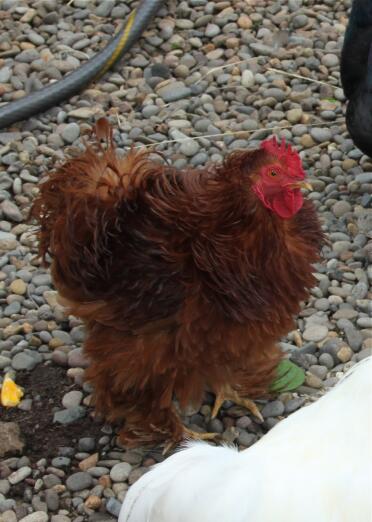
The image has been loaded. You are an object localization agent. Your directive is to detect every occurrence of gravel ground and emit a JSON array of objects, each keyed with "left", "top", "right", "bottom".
[{"left": 0, "top": 0, "right": 371, "bottom": 520}]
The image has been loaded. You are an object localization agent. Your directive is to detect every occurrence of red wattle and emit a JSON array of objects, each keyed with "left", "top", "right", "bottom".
[{"left": 272, "top": 189, "right": 303, "bottom": 219}]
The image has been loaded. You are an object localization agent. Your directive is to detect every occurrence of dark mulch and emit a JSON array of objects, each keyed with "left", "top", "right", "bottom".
[{"left": 0, "top": 364, "right": 104, "bottom": 461}]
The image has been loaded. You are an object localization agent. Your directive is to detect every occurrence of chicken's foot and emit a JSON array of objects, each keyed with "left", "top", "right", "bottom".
[
  {"left": 211, "top": 385, "right": 264, "bottom": 422},
  {"left": 163, "top": 422, "right": 219, "bottom": 455},
  {"left": 163, "top": 428, "right": 218, "bottom": 455},
  {"left": 183, "top": 427, "right": 219, "bottom": 441}
]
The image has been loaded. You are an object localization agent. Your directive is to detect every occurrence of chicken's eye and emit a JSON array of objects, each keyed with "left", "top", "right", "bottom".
[{"left": 270, "top": 171, "right": 277, "bottom": 177}]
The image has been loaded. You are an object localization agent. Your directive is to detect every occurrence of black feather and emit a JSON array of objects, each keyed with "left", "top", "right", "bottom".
[{"left": 341, "top": 0, "right": 372, "bottom": 156}]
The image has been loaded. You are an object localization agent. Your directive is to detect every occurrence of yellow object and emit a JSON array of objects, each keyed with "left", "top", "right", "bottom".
[
  {"left": 97, "top": 8, "right": 137, "bottom": 79},
  {"left": 0, "top": 374, "right": 24, "bottom": 407}
]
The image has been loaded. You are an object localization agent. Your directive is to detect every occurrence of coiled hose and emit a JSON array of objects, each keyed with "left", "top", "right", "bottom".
[{"left": 0, "top": 0, "right": 164, "bottom": 130}]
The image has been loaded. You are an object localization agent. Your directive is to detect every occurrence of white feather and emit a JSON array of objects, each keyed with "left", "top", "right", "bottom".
[{"left": 120, "top": 357, "right": 372, "bottom": 522}]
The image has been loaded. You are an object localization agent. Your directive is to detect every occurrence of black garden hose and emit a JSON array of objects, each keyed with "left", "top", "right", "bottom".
[{"left": 0, "top": 0, "right": 164, "bottom": 130}]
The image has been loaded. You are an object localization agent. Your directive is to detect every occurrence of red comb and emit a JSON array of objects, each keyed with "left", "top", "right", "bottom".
[{"left": 260, "top": 136, "right": 305, "bottom": 180}]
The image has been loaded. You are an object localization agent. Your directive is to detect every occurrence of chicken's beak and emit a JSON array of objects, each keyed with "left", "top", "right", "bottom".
[{"left": 290, "top": 181, "right": 312, "bottom": 191}]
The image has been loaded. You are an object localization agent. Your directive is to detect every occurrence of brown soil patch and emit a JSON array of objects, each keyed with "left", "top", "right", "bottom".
[{"left": 0, "top": 364, "right": 103, "bottom": 461}]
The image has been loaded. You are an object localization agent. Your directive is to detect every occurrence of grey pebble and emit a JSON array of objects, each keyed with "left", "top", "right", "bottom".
[
  {"left": 19, "top": 513, "right": 48, "bottom": 522},
  {"left": 261, "top": 400, "right": 284, "bottom": 418},
  {"left": 86, "top": 467, "right": 108, "bottom": 478},
  {"left": 285, "top": 397, "right": 306, "bottom": 413},
  {"left": 319, "top": 353, "right": 334, "bottom": 369},
  {"left": 310, "top": 128, "right": 332, "bottom": 142},
  {"left": 179, "top": 140, "right": 200, "bottom": 157},
  {"left": 1, "top": 510, "right": 17, "bottom": 522},
  {"left": 0, "top": 67, "right": 11, "bottom": 83},
  {"left": 344, "top": 326, "right": 363, "bottom": 352},
  {"left": 68, "top": 348, "right": 89, "bottom": 368},
  {"left": 42, "top": 475, "right": 61, "bottom": 489},
  {"left": 292, "top": 14, "right": 308, "bottom": 28},
  {"left": 0, "top": 356, "right": 11, "bottom": 369},
  {"left": 207, "top": 418, "right": 224, "bottom": 433},
  {"left": 106, "top": 497, "right": 122, "bottom": 517},
  {"left": 352, "top": 282, "right": 368, "bottom": 300},
  {"left": 70, "top": 325, "right": 86, "bottom": 343},
  {"left": 0, "top": 500, "right": 16, "bottom": 513},
  {"left": 51, "top": 517, "right": 71, "bottom": 522},
  {"left": 237, "top": 431, "right": 255, "bottom": 446},
  {"left": 51, "top": 457, "right": 70, "bottom": 468},
  {"left": 157, "top": 82, "right": 192, "bottom": 102},
  {"left": 302, "top": 325, "right": 328, "bottom": 342},
  {"left": 45, "top": 490, "right": 59, "bottom": 511},
  {"left": 305, "top": 373, "right": 323, "bottom": 389},
  {"left": 314, "top": 298, "right": 329, "bottom": 311},
  {"left": 0, "top": 480, "right": 10, "bottom": 496},
  {"left": 1, "top": 201, "right": 23, "bottom": 223},
  {"left": 66, "top": 472, "right": 93, "bottom": 492},
  {"left": 52, "top": 330, "right": 72, "bottom": 345},
  {"left": 61, "top": 123, "right": 80, "bottom": 144},
  {"left": 11, "top": 352, "right": 38, "bottom": 371},
  {"left": 8, "top": 467, "right": 32, "bottom": 485},
  {"left": 95, "top": 0, "right": 115, "bottom": 16},
  {"left": 53, "top": 406, "right": 86, "bottom": 425},
  {"left": 78, "top": 437, "right": 96, "bottom": 452},
  {"left": 332, "top": 200, "right": 351, "bottom": 218},
  {"left": 110, "top": 462, "right": 132, "bottom": 482},
  {"left": 32, "top": 274, "right": 52, "bottom": 286},
  {"left": 309, "top": 365, "right": 328, "bottom": 380},
  {"left": 62, "top": 390, "right": 83, "bottom": 408},
  {"left": 357, "top": 317, "right": 372, "bottom": 328}
]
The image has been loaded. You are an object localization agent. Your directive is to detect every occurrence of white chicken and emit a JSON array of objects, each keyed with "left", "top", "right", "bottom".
[{"left": 119, "top": 356, "right": 372, "bottom": 522}]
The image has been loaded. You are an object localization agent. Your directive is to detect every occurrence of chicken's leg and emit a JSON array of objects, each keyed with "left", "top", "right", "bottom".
[{"left": 211, "top": 385, "right": 264, "bottom": 422}]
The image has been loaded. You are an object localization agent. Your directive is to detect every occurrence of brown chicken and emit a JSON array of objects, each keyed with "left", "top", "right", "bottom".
[{"left": 31, "top": 119, "right": 324, "bottom": 446}]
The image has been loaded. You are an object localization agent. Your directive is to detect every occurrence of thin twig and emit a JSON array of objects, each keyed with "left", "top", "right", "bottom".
[
  {"left": 194, "top": 57, "right": 259, "bottom": 85},
  {"left": 266, "top": 67, "right": 338, "bottom": 86},
  {"left": 134, "top": 118, "right": 345, "bottom": 149},
  {"left": 191, "top": 57, "right": 338, "bottom": 90}
]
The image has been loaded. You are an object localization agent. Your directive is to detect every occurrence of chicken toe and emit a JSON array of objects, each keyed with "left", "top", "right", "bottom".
[
  {"left": 211, "top": 385, "right": 264, "bottom": 422},
  {"left": 163, "top": 427, "right": 218, "bottom": 455}
]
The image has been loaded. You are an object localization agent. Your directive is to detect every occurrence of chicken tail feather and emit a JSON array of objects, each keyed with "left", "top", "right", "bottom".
[{"left": 30, "top": 119, "right": 161, "bottom": 300}]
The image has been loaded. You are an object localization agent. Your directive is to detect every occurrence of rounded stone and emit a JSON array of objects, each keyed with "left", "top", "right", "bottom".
[
  {"left": 109, "top": 462, "right": 132, "bottom": 482},
  {"left": 261, "top": 400, "right": 285, "bottom": 418},
  {"left": 11, "top": 353, "right": 37, "bottom": 371},
  {"left": 9, "top": 279, "right": 27, "bottom": 295},
  {"left": 285, "top": 397, "right": 306, "bottom": 413},
  {"left": 318, "top": 353, "right": 334, "bottom": 369},
  {"left": 302, "top": 325, "right": 328, "bottom": 342},
  {"left": 53, "top": 407, "right": 86, "bottom": 425},
  {"left": 68, "top": 348, "right": 89, "bottom": 368},
  {"left": 179, "top": 139, "right": 200, "bottom": 157},
  {"left": 8, "top": 467, "right": 32, "bottom": 485},
  {"left": 309, "top": 365, "right": 328, "bottom": 380},
  {"left": 61, "top": 123, "right": 80, "bottom": 144},
  {"left": 19, "top": 513, "right": 48, "bottom": 522},
  {"left": 310, "top": 127, "right": 332, "bottom": 143},
  {"left": 62, "top": 390, "right": 83, "bottom": 409},
  {"left": 106, "top": 497, "right": 122, "bottom": 517},
  {"left": 237, "top": 431, "right": 255, "bottom": 446},
  {"left": 314, "top": 298, "right": 329, "bottom": 311},
  {"left": 321, "top": 53, "right": 339, "bottom": 67},
  {"left": 336, "top": 345, "right": 353, "bottom": 363},
  {"left": 241, "top": 70, "right": 255, "bottom": 88},
  {"left": 78, "top": 437, "right": 96, "bottom": 452},
  {"left": 65, "top": 472, "right": 93, "bottom": 492},
  {"left": 332, "top": 200, "right": 352, "bottom": 218},
  {"left": 305, "top": 373, "right": 323, "bottom": 389},
  {"left": 286, "top": 108, "right": 303, "bottom": 124}
]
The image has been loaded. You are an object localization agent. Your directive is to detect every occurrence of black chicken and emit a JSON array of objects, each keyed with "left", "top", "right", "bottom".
[{"left": 341, "top": 0, "right": 372, "bottom": 157}]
